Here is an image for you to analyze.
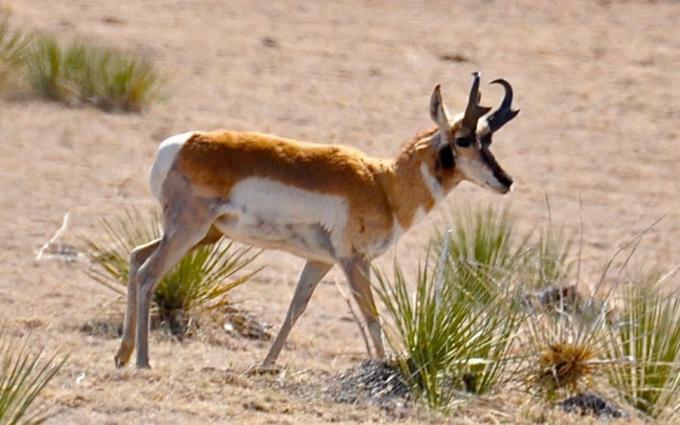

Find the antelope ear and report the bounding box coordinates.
[429,84,451,136]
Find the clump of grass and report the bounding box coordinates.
[0,334,65,425]
[0,13,29,88]
[24,35,159,111]
[374,249,524,409]
[82,209,260,335]
[604,269,680,420]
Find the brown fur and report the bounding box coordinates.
[173,130,456,254]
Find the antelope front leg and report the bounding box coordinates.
[341,257,385,359]
[115,239,161,368]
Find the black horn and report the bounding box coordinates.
[461,72,492,133]
[486,79,520,132]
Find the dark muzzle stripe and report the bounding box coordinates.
[480,147,513,188]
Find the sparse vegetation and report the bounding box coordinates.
[24,35,159,111]
[520,305,610,400]
[604,269,680,420]
[375,205,680,422]
[82,209,260,335]
[434,205,528,302]
[374,256,524,408]
[0,13,29,89]
[0,335,65,425]
[0,13,159,111]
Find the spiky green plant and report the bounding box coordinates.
[604,270,680,420]
[374,249,524,409]
[23,34,159,111]
[82,209,260,332]
[434,205,529,302]
[0,335,65,425]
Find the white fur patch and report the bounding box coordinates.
[215,178,349,260]
[420,163,444,202]
[149,131,195,200]
[364,218,404,258]
[457,156,505,193]
[412,206,427,226]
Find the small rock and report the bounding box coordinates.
[261,36,278,48]
[439,53,468,63]
[328,359,411,407]
[560,392,623,418]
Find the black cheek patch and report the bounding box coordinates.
[439,145,455,169]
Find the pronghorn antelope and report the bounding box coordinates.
[114,72,520,369]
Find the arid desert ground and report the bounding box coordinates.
[1,0,679,423]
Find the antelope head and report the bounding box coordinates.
[429,72,519,194]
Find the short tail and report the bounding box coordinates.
[148,132,195,200]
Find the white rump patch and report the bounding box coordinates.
[149,131,195,200]
[420,163,444,202]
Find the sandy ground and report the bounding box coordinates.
[1,0,679,423]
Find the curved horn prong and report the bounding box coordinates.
[486,79,520,133]
[462,72,492,133]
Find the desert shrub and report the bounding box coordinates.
[82,209,260,334]
[0,335,65,425]
[374,248,524,409]
[604,270,680,420]
[24,34,159,111]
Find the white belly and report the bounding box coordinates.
[214,177,349,262]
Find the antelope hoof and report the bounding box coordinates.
[246,362,281,376]
[114,345,133,368]
[136,360,152,369]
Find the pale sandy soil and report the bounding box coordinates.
[1,0,679,423]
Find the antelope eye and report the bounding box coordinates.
[455,137,472,148]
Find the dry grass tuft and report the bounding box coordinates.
[535,341,598,394]
[0,12,28,90]
[24,35,160,111]
[0,13,160,111]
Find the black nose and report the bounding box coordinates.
[495,171,513,190]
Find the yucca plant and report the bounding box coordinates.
[0,335,65,425]
[374,249,524,409]
[82,209,260,335]
[604,270,680,420]
[23,34,159,111]
[434,205,529,302]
